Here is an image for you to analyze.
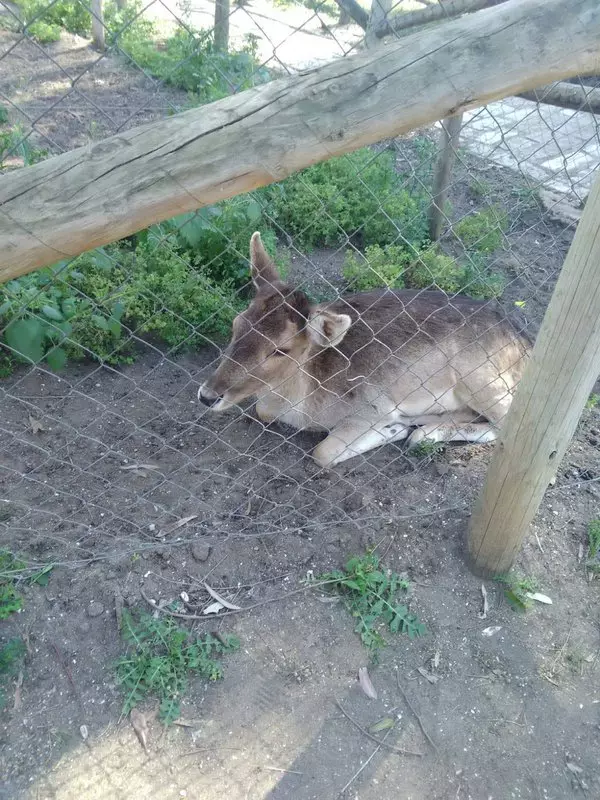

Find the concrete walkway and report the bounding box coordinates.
[460,96,600,203]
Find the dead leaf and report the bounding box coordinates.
[203,601,225,615]
[120,464,160,478]
[162,515,198,537]
[29,415,46,434]
[481,625,503,637]
[566,762,583,775]
[13,670,23,711]
[369,716,395,734]
[80,724,89,740]
[525,592,552,605]
[130,708,149,753]
[432,651,440,670]
[204,583,241,611]
[578,543,584,562]
[316,595,340,604]
[417,667,439,684]
[478,583,489,619]
[180,591,190,603]
[358,666,378,699]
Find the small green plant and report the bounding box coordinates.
[586,519,600,572]
[342,244,408,291]
[115,609,240,723]
[316,552,426,659]
[0,551,52,618]
[454,206,508,254]
[586,393,599,410]
[0,551,26,619]
[494,573,539,611]
[409,439,445,459]
[264,148,429,250]
[0,638,26,710]
[469,178,491,199]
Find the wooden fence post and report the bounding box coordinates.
[214,0,230,52]
[428,113,463,241]
[467,169,600,576]
[366,0,392,48]
[91,0,105,51]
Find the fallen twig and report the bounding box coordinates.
[333,698,423,758]
[260,766,303,775]
[140,579,343,620]
[396,672,438,752]
[337,706,399,796]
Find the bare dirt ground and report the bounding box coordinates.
[1,20,600,800]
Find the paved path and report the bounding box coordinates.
[460,96,600,203]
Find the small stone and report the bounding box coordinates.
[78,621,91,634]
[88,601,104,618]
[191,541,211,562]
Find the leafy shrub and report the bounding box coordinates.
[1,122,47,168]
[17,0,92,36]
[1,243,241,374]
[115,609,239,723]
[454,206,508,253]
[408,248,465,294]
[121,27,269,103]
[142,196,279,288]
[265,148,429,250]
[342,244,408,291]
[408,248,505,299]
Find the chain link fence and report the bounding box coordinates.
[1,0,599,576]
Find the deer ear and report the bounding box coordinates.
[308,310,352,348]
[250,232,279,290]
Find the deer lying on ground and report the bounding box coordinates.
[199,233,531,468]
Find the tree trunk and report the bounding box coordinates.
[214,0,230,52]
[428,114,463,241]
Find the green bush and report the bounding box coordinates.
[408,248,465,294]
[408,247,505,299]
[454,206,507,253]
[142,196,279,288]
[1,243,241,375]
[265,148,429,250]
[342,244,408,292]
[121,27,269,103]
[17,0,92,37]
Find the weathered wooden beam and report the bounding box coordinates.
[377,0,506,38]
[518,80,600,114]
[2,0,600,282]
[468,167,600,576]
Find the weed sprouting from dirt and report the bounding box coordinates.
[0,551,53,619]
[586,393,599,410]
[0,638,26,710]
[494,573,540,611]
[115,609,240,724]
[586,519,600,573]
[316,552,426,660]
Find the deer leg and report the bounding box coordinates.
[313,418,411,468]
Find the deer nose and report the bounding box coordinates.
[198,383,222,407]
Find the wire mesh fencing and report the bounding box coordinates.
[1,0,600,575]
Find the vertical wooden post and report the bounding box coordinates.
[366,0,392,48]
[428,114,463,241]
[214,0,230,52]
[467,169,600,577]
[91,0,105,51]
